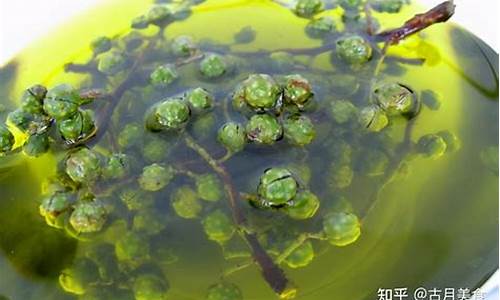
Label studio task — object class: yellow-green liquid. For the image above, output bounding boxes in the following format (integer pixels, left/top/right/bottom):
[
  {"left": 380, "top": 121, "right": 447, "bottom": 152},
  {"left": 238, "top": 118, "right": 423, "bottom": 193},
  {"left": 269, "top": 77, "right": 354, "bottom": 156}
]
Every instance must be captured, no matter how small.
[{"left": 0, "top": 1, "right": 498, "bottom": 299}]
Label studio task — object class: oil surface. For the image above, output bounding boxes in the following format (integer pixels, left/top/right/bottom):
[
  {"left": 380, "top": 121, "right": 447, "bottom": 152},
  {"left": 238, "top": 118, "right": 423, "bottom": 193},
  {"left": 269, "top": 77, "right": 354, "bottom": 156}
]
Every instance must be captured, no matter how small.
[{"left": 0, "top": 1, "right": 498, "bottom": 300}]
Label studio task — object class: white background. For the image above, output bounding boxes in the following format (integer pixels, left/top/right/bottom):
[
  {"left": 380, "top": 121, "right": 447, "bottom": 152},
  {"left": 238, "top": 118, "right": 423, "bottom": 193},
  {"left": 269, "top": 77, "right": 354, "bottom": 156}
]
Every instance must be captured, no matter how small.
[{"left": 0, "top": 0, "right": 498, "bottom": 298}]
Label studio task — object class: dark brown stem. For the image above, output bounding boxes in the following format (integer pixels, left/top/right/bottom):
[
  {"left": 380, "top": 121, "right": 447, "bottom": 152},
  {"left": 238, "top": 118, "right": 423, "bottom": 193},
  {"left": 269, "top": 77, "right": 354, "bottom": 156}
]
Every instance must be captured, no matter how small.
[
  {"left": 376, "top": 1, "right": 456, "bottom": 45},
  {"left": 183, "top": 134, "right": 295, "bottom": 298}
]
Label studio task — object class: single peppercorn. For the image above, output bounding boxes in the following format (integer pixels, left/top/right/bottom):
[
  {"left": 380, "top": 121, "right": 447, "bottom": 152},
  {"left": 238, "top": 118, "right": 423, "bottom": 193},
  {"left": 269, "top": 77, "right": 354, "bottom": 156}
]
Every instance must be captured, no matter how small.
[
  {"left": 233, "top": 74, "right": 281, "bottom": 111},
  {"left": 283, "top": 115, "right": 316, "bottom": 146},
  {"left": 65, "top": 148, "right": 101, "bottom": 184},
  {"left": 283, "top": 74, "right": 313, "bottom": 108},
  {"left": 206, "top": 282, "right": 243, "bottom": 300},
  {"left": 336, "top": 35, "right": 372, "bottom": 66},
  {"left": 202, "top": 210, "right": 235, "bottom": 243},
  {"left": 186, "top": 87, "right": 214, "bottom": 113},
  {"left": 171, "top": 35, "right": 197, "bottom": 57},
  {"left": 294, "top": 0, "right": 324, "bottom": 18},
  {"left": 258, "top": 168, "right": 298, "bottom": 206},
  {"left": 0, "top": 125, "right": 15, "bottom": 155},
  {"left": 200, "top": 54, "right": 227, "bottom": 79},
  {"left": 285, "top": 190, "right": 320, "bottom": 219},
  {"left": 246, "top": 114, "right": 283, "bottom": 145},
  {"left": 145, "top": 98, "right": 191, "bottom": 131},
  {"left": 323, "top": 212, "right": 361, "bottom": 246},
  {"left": 138, "top": 163, "right": 175, "bottom": 191},
  {"left": 171, "top": 185, "right": 202, "bottom": 219},
  {"left": 218, "top": 122, "right": 247, "bottom": 152},
  {"left": 70, "top": 201, "right": 108, "bottom": 233},
  {"left": 97, "top": 51, "right": 126, "bottom": 75},
  {"left": 150, "top": 65, "right": 178, "bottom": 87},
  {"left": 359, "top": 105, "right": 389, "bottom": 132}
]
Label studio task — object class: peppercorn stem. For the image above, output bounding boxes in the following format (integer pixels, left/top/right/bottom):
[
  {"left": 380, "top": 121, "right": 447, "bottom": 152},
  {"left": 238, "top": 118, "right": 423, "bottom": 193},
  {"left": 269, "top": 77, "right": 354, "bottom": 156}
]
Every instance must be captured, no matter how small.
[
  {"left": 360, "top": 120, "right": 416, "bottom": 221},
  {"left": 183, "top": 133, "right": 293, "bottom": 296}
]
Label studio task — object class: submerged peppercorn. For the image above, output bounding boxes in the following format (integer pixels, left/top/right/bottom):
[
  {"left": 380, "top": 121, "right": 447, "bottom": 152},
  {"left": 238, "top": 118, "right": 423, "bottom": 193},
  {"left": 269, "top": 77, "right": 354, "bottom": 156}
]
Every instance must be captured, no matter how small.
[
  {"left": 69, "top": 201, "right": 107, "bottom": 233},
  {"left": 336, "top": 35, "right": 372, "bottom": 66},
  {"left": 246, "top": 114, "right": 283, "bottom": 145},
  {"left": 218, "top": 122, "right": 247, "bottom": 152},
  {"left": 206, "top": 282, "right": 243, "bottom": 300},
  {"left": 200, "top": 54, "right": 227, "bottom": 79},
  {"left": 145, "top": 98, "right": 191, "bottom": 131},
  {"left": 258, "top": 168, "right": 298, "bottom": 206},
  {"left": 0, "top": 125, "right": 14, "bottom": 155}
]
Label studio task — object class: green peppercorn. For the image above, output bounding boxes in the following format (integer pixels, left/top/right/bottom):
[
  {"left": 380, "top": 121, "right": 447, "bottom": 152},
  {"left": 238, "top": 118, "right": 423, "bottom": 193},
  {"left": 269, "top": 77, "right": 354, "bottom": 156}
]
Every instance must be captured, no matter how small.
[
  {"left": 138, "top": 163, "right": 175, "bottom": 191},
  {"left": 196, "top": 174, "right": 223, "bottom": 202},
  {"left": 437, "top": 130, "right": 461, "bottom": 153},
  {"left": 306, "top": 17, "right": 335, "bottom": 38},
  {"left": 206, "top": 282, "right": 243, "bottom": 300},
  {"left": 202, "top": 210, "right": 235, "bottom": 243},
  {"left": 142, "top": 138, "right": 171, "bottom": 162},
  {"left": 374, "top": 82, "right": 418, "bottom": 117},
  {"left": 133, "top": 210, "right": 166, "bottom": 235},
  {"left": 171, "top": 185, "right": 202, "bottom": 219},
  {"left": 218, "top": 122, "right": 247, "bottom": 152},
  {"left": 336, "top": 35, "right": 372, "bottom": 66},
  {"left": 0, "top": 125, "right": 14, "bottom": 155},
  {"left": 66, "top": 148, "right": 101, "bottom": 183},
  {"left": 59, "top": 258, "right": 100, "bottom": 295},
  {"left": 133, "top": 274, "right": 169, "bottom": 300},
  {"left": 171, "top": 35, "right": 197, "bottom": 57},
  {"left": 330, "top": 100, "right": 358, "bottom": 124},
  {"left": 417, "top": 134, "right": 447, "bottom": 159},
  {"left": 200, "top": 54, "right": 227, "bottom": 79},
  {"left": 246, "top": 114, "right": 283, "bottom": 145},
  {"left": 131, "top": 14, "right": 149, "bottom": 29},
  {"left": 23, "top": 132, "right": 49, "bottom": 157},
  {"left": 58, "top": 109, "right": 96, "bottom": 144},
  {"left": 102, "top": 153, "right": 130, "bottom": 180},
  {"left": 115, "top": 231, "right": 150, "bottom": 263},
  {"left": 286, "top": 190, "right": 320, "bottom": 219},
  {"left": 70, "top": 201, "right": 107, "bottom": 233},
  {"left": 323, "top": 212, "right": 361, "bottom": 246},
  {"left": 359, "top": 149, "right": 389, "bottom": 176},
  {"left": 283, "top": 74, "right": 313, "bottom": 108},
  {"left": 145, "top": 98, "right": 191, "bottom": 131},
  {"left": 480, "top": 146, "right": 499, "bottom": 175},
  {"left": 371, "top": 0, "right": 404, "bottom": 13},
  {"left": 39, "top": 192, "right": 72, "bottom": 228},
  {"left": 146, "top": 5, "right": 172, "bottom": 25},
  {"left": 327, "top": 164, "right": 354, "bottom": 189},
  {"left": 283, "top": 115, "right": 316, "bottom": 146},
  {"left": 339, "top": 0, "right": 363, "bottom": 9},
  {"left": 120, "top": 188, "right": 155, "bottom": 211},
  {"left": 20, "top": 87, "right": 45, "bottom": 114},
  {"left": 97, "top": 51, "right": 126, "bottom": 75},
  {"left": 294, "top": 0, "right": 324, "bottom": 18},
  {"left": 192, "top": 113, "right": 216, "bottom": 140},
  {"left": 359, "top": 105, "right": 389, "bottom": 132},
  {"left": 258, "top": 168, "right": 298, "bottom": 206},
  {"left": 91, "top": 36, "right": 112, "bottom": 54},
  {"left": 150, "top": 64, "right": 178, "bottom": 87},
  {"left": 284, "top": 240, "right": 315, "bottom": 268},
  {"left": 43, "top": 84, "right": 82, "bottom": 120},
  {"left": 118, "top": 123, "right": 142, "bottom": 149},
  {"left": 421, "top": 89, "right": 442, "bottom": 111},
  {"left": 7, "top": 109, "right": 32, "bottom": 132},
  {"left": 233, "top": 74, "right": 281, "bottom": 111},
  {"left": 186, "top": 87, "right": 214, "bottom": 113}
]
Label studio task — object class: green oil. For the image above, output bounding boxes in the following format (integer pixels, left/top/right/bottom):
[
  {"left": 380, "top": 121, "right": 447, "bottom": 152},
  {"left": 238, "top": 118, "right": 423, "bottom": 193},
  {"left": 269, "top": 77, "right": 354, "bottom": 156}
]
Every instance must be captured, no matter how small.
[{"left": 0, "top": 1, "right": 498, "bottom": 300}]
